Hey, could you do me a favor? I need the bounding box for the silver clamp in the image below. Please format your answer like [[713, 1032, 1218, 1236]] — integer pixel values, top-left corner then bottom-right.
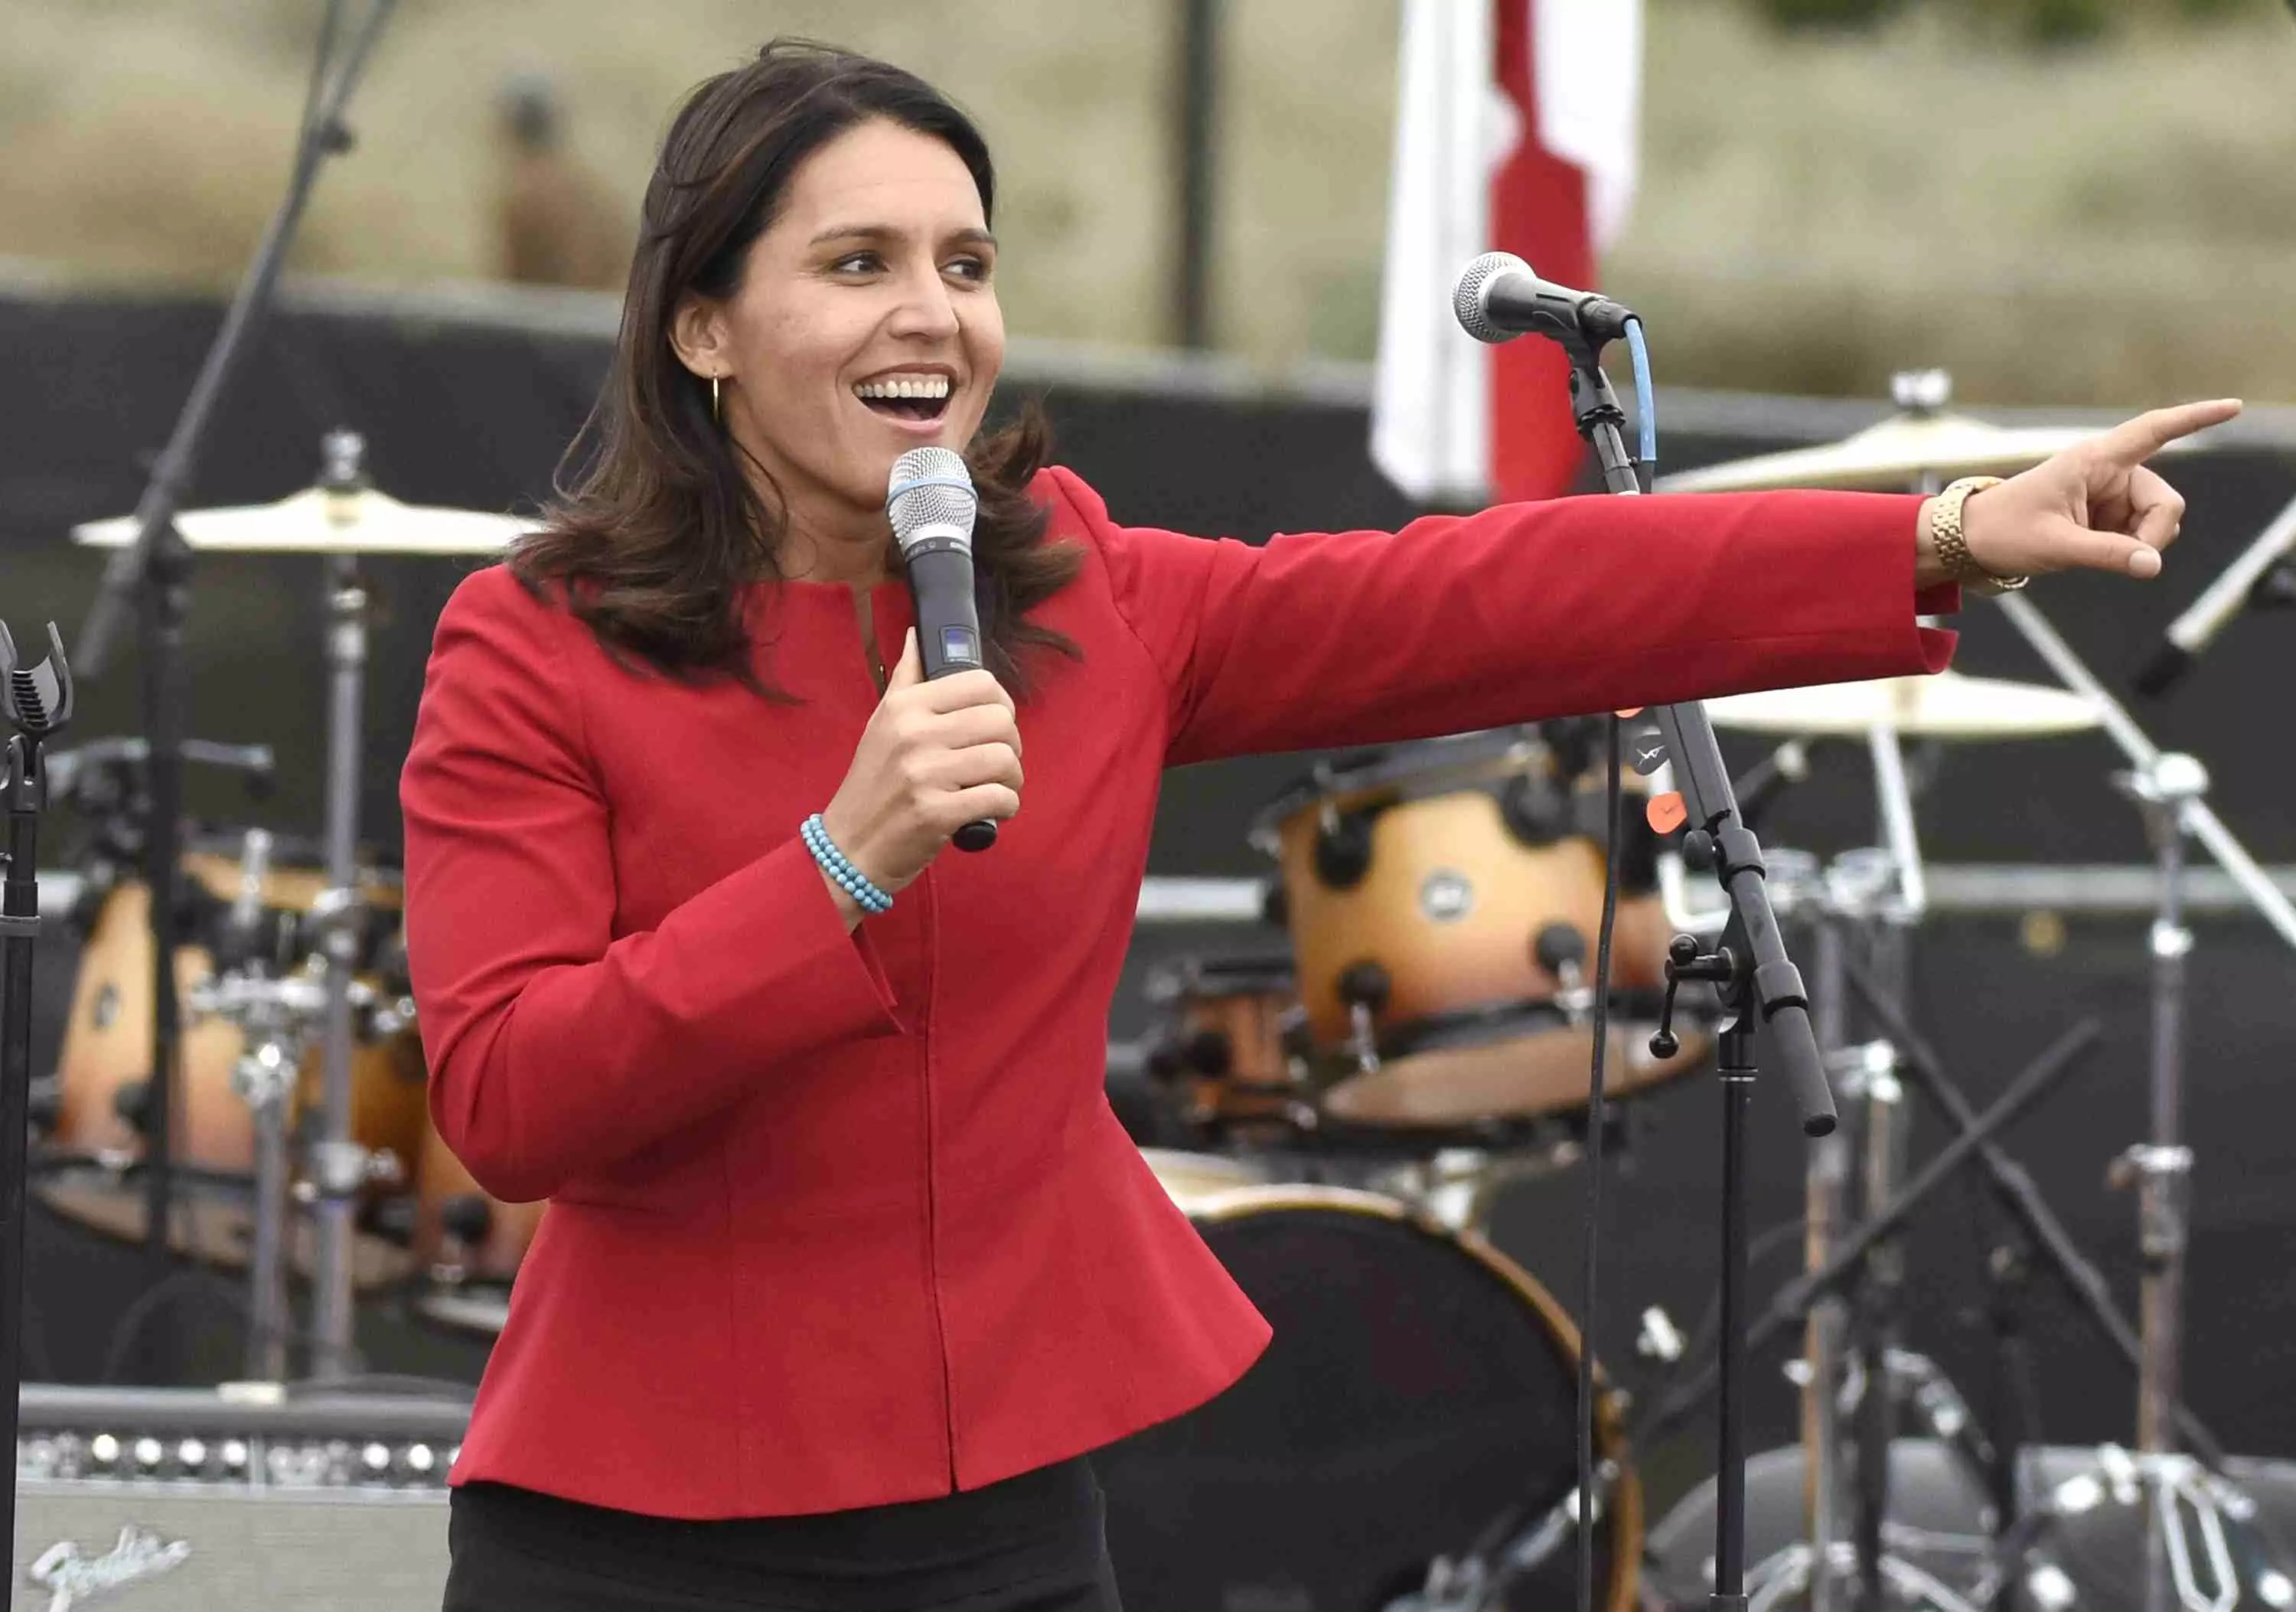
[[296, 1140, 400, 1204], [1826, 1038, 1903, 1105], [2112, 1144, 2195, 1186]]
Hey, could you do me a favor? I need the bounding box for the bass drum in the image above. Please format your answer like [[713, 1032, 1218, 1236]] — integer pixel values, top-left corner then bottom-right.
[[1098, 1162, 1642, 1612]]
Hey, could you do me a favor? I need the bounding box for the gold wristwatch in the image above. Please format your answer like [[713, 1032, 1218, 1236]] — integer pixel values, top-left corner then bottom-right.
[[1928, 475, 2028, 595]]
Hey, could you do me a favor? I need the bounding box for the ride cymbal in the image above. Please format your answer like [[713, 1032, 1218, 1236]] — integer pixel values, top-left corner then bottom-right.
[[74, 486, 530, 556], [1656, 411, 2139, 494], [1703, 669, 2099, 739]]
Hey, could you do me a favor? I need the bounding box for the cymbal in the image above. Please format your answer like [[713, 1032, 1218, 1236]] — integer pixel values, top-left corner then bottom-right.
[[73, 486, 530, 556], [1703, 669, 2100, 739], [1655, 410, 2125, 493], [1322, 1023, 1706, 1128]]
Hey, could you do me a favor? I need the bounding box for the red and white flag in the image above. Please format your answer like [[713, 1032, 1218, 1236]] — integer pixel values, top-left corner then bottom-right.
[[1371, 0, 1643, 507]]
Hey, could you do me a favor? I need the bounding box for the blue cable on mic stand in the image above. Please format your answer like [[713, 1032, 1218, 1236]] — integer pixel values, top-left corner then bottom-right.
[[1624, 318, 1658, 484]]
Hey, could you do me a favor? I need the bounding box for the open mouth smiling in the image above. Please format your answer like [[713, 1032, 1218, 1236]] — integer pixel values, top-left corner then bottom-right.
[[853, 371, 954, 424]]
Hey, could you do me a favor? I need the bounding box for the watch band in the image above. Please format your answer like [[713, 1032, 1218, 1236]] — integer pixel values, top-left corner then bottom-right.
[[1930, 475, 2029, 595]]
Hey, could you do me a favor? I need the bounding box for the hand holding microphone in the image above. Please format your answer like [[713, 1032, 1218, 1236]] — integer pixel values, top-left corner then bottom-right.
[[819, 628, 1022, 907], [816, 447, 1018, 915]]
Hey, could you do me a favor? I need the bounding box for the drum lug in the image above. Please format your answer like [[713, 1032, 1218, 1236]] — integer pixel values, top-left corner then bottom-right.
[[1497, 771, 1570, 847], [1532, 922, 1593, 1023], [1313, 804, 1375, 889]]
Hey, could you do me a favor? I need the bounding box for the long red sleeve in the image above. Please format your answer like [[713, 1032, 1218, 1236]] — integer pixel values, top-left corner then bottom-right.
[[400, 569, 902, 1203], [1049, 467, 1958, 766]]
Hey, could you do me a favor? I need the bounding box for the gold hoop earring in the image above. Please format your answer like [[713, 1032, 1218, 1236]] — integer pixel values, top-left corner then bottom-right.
[[709, 374, 722, 424]]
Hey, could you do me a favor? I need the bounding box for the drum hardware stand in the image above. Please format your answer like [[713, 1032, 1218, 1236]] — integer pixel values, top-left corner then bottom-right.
[[2112, 752, 2207, 1612], [2, 621, 73, 1560], [1832, 956, 2229, 1471], [1980, 595, 2296, 1609], [63, 0, 398, 1379], [1638, 1018, 2099, 1612], [1827, 957, 2296, 1612], [308, 428, 387, 1381]]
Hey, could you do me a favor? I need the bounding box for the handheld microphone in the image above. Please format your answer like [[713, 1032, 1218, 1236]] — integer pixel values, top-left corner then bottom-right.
[[886, 446, 996, 853], [1452, 251, 1636, 349], [2134, 491, 2296, 697]]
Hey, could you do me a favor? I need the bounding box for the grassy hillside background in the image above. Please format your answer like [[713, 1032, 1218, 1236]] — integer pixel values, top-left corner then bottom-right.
[[3, 0, 2291, 406]]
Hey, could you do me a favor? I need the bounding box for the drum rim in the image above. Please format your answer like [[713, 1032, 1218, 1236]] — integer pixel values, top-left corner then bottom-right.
[[1247, 728, 1551, 850], [1167, 1177, 1646, 1612], [1143, 954, 1298, 1001]]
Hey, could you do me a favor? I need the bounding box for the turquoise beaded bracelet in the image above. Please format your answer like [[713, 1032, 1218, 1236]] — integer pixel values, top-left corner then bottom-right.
[[801, 814, 892, 915]]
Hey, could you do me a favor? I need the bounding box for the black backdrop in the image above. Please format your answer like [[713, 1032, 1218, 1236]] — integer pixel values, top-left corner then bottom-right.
[[5, 281, 2295, 1511]]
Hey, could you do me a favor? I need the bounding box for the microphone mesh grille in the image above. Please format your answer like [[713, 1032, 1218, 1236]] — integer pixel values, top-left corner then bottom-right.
[[886, 446, 977, 556], [1452, 251, 1530, 345]]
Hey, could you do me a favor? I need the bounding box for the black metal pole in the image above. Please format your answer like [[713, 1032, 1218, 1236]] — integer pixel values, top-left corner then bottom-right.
[[135, 534, 191, 1339], [57, 0, 396, 1372], [1573, 362, 1833, 1611], [2, 743, 41, 1563], [1714, 1015, 1756, 1612], [1172, 0, 1221, 348], [2, 619, 73, 1571]]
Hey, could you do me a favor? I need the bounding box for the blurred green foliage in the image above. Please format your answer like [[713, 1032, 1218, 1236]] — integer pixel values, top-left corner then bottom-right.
[[1747, 0, 2272, 44]]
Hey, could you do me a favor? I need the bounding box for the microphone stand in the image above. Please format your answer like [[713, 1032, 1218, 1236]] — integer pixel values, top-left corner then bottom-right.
[[2, 622, 75, 1567], [1384, 344, 1837, 1612], [65, 0, 396, 1365], [1584, 353, 1842, 1612]]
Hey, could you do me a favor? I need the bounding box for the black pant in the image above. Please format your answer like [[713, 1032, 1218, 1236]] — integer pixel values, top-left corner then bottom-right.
[[442, 1457, 1123, 1612]]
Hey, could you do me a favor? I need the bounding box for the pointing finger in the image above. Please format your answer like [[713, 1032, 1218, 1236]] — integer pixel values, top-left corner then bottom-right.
[[2095, 399, 2242, 466]]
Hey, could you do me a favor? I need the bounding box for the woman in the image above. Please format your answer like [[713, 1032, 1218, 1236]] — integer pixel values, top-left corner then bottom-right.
[[401, 38, 2230, 1612]]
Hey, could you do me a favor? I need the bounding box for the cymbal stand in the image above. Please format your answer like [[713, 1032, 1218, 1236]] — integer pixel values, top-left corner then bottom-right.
[[1988, 592, 2296, 1611], [1792, 856, 1856, 1612], [66, 0, 399, 1379], [1789, 837, 1926, 1612], [189, 827, 302, 1380], [308, 430, 383, 1379], [2117, 751, 2205, 1612]]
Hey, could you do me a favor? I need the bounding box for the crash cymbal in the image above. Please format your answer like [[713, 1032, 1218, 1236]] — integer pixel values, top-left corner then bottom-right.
[[1703, 669, 2099, 739], [1655, 411, 2120, 493], [73, 486, 530, 556]]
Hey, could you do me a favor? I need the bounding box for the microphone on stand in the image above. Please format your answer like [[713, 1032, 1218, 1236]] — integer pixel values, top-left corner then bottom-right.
[[2133, 491, 2296, 696], [1452, 251, 1636, 348], [885, 445, 996, 853]]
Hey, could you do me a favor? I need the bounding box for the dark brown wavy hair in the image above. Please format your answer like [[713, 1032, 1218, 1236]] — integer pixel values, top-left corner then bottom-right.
[[510, 40, 1081, 696]]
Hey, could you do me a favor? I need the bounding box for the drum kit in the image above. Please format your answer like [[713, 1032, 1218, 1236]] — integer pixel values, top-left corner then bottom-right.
[[31, 429, 538, 1381], [1111, 372, 2296, 1612], [11, 374, 2292, 1612]]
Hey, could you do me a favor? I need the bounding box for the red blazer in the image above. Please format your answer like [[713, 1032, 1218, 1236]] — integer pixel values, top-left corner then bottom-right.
[[400, 467, 1955, 1519]]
